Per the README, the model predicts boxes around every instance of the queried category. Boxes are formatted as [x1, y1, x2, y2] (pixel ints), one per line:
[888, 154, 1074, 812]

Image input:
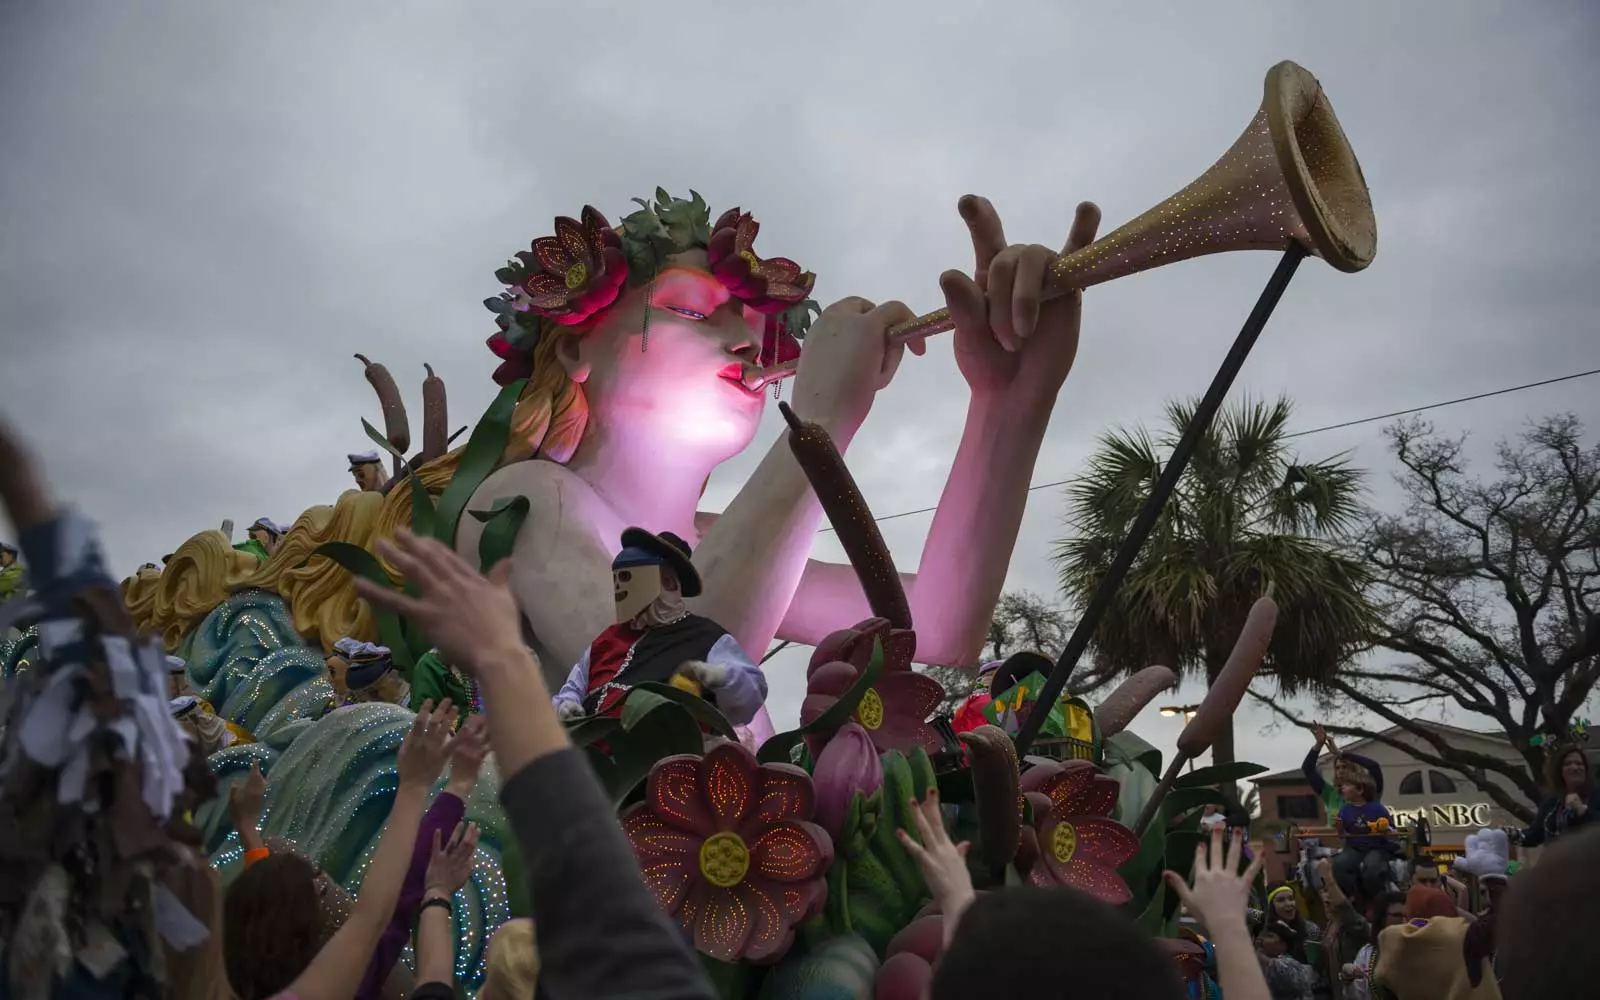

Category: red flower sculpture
[1018, 759, 1139, 904]
[758, 313, 802, 369]
[486, 323, 534, 386]
[708, 208, 816, 314]
[515, 206, 628, 325]
[621, 742, 833, 963]
[799, 618, 943, 757]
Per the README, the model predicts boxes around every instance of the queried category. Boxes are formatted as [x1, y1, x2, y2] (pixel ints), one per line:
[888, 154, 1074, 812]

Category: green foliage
[1056, 396, 1377, 769]
[432, 379, 527, 553]
[825, 749, 935, 957]
[470, 496, 529, 573]
[620, 189, 712, 279]
[299, 542, 416, 673]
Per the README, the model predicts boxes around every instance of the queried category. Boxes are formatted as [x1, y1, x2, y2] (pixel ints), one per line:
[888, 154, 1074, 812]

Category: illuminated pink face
[559, 250, 767, 459]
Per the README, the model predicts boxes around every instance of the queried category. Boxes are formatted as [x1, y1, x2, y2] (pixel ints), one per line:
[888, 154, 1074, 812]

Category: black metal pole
[1014, 243, 1309, 757]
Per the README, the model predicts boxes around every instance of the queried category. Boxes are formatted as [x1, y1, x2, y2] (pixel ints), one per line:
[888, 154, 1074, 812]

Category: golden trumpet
[745, 60, 1376, 390]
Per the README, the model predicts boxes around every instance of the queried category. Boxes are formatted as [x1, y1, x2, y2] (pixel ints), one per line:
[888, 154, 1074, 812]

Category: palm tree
[1054, 396, 1375, 783]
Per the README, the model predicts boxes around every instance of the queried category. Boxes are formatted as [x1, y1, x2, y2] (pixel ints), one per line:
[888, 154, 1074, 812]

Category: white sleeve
[553, 648, 592, 709]
[702, 633, 768, 726]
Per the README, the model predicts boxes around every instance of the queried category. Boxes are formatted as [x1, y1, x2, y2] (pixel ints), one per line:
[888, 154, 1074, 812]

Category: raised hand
[397, 699, 457, 791]
[446, 714, 489, 798]
[939, 196, 1101, 397]
[1163, 827, 1265, 933]
[228, 760, 268, 826]
[1312, 723, 1329, 748]
[355, 530, 525, 674]
[896, 789, 974, 945]
[425, 821, 481, 897]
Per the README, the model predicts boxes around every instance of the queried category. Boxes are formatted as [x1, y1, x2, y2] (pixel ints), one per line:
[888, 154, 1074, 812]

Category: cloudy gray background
[4, 1, 1598, 779]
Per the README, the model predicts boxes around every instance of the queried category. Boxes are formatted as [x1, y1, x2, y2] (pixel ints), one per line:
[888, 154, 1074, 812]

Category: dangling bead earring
[641, 271, 657, 352]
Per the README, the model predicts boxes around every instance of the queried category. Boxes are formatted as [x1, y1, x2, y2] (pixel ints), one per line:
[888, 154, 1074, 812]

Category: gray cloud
[4, 0, 1597, 778]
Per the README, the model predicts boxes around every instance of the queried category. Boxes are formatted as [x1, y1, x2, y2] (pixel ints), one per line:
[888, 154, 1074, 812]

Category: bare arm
[414, 897, 457, 988]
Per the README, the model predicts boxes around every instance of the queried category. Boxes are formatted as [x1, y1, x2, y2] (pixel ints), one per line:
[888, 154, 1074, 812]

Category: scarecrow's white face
[613, 563, 664, 624]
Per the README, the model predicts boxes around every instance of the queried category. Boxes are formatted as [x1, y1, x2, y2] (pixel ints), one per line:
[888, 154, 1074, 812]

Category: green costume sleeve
[0, 564, 23, 601]
[410, 650, 471, 715]
[232, 538, 269, 561]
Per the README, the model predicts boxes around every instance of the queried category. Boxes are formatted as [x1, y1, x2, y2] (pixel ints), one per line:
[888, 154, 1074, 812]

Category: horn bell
[1048, 60, 1377, 292]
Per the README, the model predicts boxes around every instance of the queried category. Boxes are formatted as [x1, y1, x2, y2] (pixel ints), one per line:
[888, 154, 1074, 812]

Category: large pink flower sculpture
[1018, 759, 1139, 904]
[621, 742, 833, 963]
[799, 618, 943, 757]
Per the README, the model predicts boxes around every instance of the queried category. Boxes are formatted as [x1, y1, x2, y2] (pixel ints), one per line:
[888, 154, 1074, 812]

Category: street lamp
[1160, 705, 1203, 772]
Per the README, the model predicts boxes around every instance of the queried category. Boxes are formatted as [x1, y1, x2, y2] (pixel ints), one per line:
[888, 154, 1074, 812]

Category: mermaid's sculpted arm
[457, 461, 616, 687]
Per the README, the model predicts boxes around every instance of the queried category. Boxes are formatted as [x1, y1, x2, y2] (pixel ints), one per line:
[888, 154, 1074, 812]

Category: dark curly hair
[224, 852, 324, 1000]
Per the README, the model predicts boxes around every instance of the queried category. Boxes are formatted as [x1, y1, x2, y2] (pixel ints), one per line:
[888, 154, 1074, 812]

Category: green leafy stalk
[757, 639, 885, 764]
[302, 542, 416, 672]
[431, 378, 527, 546]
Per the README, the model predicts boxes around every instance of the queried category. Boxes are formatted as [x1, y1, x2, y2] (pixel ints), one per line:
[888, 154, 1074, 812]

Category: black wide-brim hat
[616, 527, 702, 598]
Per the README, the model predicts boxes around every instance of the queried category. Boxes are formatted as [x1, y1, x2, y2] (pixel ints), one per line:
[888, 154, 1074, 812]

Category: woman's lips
[718, 363, 763, 398]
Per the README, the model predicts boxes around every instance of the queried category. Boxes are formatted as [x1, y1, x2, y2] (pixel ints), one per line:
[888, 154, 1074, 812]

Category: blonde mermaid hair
[479, 917, 539, 1000]
[501, 319, 591, 466]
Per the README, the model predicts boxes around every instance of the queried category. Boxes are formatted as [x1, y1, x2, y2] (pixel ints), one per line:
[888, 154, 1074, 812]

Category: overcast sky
[3, 1, 1597, 781]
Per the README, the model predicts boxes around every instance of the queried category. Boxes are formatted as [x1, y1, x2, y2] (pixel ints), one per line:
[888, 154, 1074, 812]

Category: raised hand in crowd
[270, 699, 457, 1000]
[357, 529, 716, 999]
[897, 790, 976, 947]
[1165, 827, 1271, 1000]
[413, 821, 482, 997]
[228, 760, 269, 857]
[446, 714, 490, 800]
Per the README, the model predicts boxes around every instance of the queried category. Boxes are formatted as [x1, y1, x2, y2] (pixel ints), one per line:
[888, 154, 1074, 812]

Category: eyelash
[663, 306, 707, 320]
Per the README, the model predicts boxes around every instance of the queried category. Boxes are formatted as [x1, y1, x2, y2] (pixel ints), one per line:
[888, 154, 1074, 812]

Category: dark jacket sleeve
[501, 749, 715, 1000]
[1519, 798, 1553, 848]
[1302, 744, 1327, 795]
[1341, 750, 1385, 799]
[355, 791, 467, 1000]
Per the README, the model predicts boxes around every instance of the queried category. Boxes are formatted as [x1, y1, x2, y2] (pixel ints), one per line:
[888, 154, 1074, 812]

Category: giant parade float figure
[1, 61, 1376, 994]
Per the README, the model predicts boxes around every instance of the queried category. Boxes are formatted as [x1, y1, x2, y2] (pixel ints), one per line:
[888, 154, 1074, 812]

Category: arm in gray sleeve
[702, 633, 768, 726]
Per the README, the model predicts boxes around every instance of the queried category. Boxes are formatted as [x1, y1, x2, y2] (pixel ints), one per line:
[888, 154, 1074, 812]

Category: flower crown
[1530, 718, 1590, 756]
[483, 189, 821, 386]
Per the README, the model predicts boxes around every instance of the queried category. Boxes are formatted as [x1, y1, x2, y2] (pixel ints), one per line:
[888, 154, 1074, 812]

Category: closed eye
[662, 306, 707, 320]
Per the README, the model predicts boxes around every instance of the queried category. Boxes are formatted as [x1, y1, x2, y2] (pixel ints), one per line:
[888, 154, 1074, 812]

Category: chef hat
[347, 451, 382, 469]
[166, 655, 188, 675]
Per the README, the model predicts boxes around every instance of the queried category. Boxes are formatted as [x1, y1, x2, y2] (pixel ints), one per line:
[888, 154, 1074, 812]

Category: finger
[826, 296, 876, 316]
[988, 249, 1020, 352]
[487, 558, 514, 589]
[908, 336, 926, 357]
[250, 761, 263, 780]
[1192, 837, 1210, 876]
[431, 828, 443, 856]
[353, 576, 430, 620]
[896, 828, 930, 861]
[939, 270, 987, 336]
[958, 195, 1006, 290]
[1225, 827, 1241, 873]
[866, 299, 917, 330]
[464, 823, 480, 853]
[1244, 851, 1266, 886]
[919, 792, 947, 844]
[908, 797, 935, 845]
[1061, 201, 1102, 256]
[956, 842, 971, 857]
[1011, 245, 1050, 342]
[1163, 870, 1198, 912]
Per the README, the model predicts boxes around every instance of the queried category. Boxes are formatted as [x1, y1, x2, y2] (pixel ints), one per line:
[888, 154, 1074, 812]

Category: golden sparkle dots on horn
[744, 60, 1377, 389]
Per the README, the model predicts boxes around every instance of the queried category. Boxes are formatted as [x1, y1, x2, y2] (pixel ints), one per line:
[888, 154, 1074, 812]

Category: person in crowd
[1248, 883, 1322, 967]
[355, 529, 720, 999]
[0, 419, 219, 996]
[1336, 889, 1407, 1000]
[476, 918, 540, 1000]
[221, 700, 468, 1000]
[1251, 917, 1316, 1000]
[1513, 745, 1597, 848]
[1497, 828, 1600, 1000]
[1304, 725, 1399, 902]
[350, 451, 387, 492]
[1368, 885, 1497, 1000]
[412, 818, 482, 1000]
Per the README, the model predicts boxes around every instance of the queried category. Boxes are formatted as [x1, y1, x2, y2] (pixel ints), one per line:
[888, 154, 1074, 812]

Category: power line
[818, 366, 1600, 534]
